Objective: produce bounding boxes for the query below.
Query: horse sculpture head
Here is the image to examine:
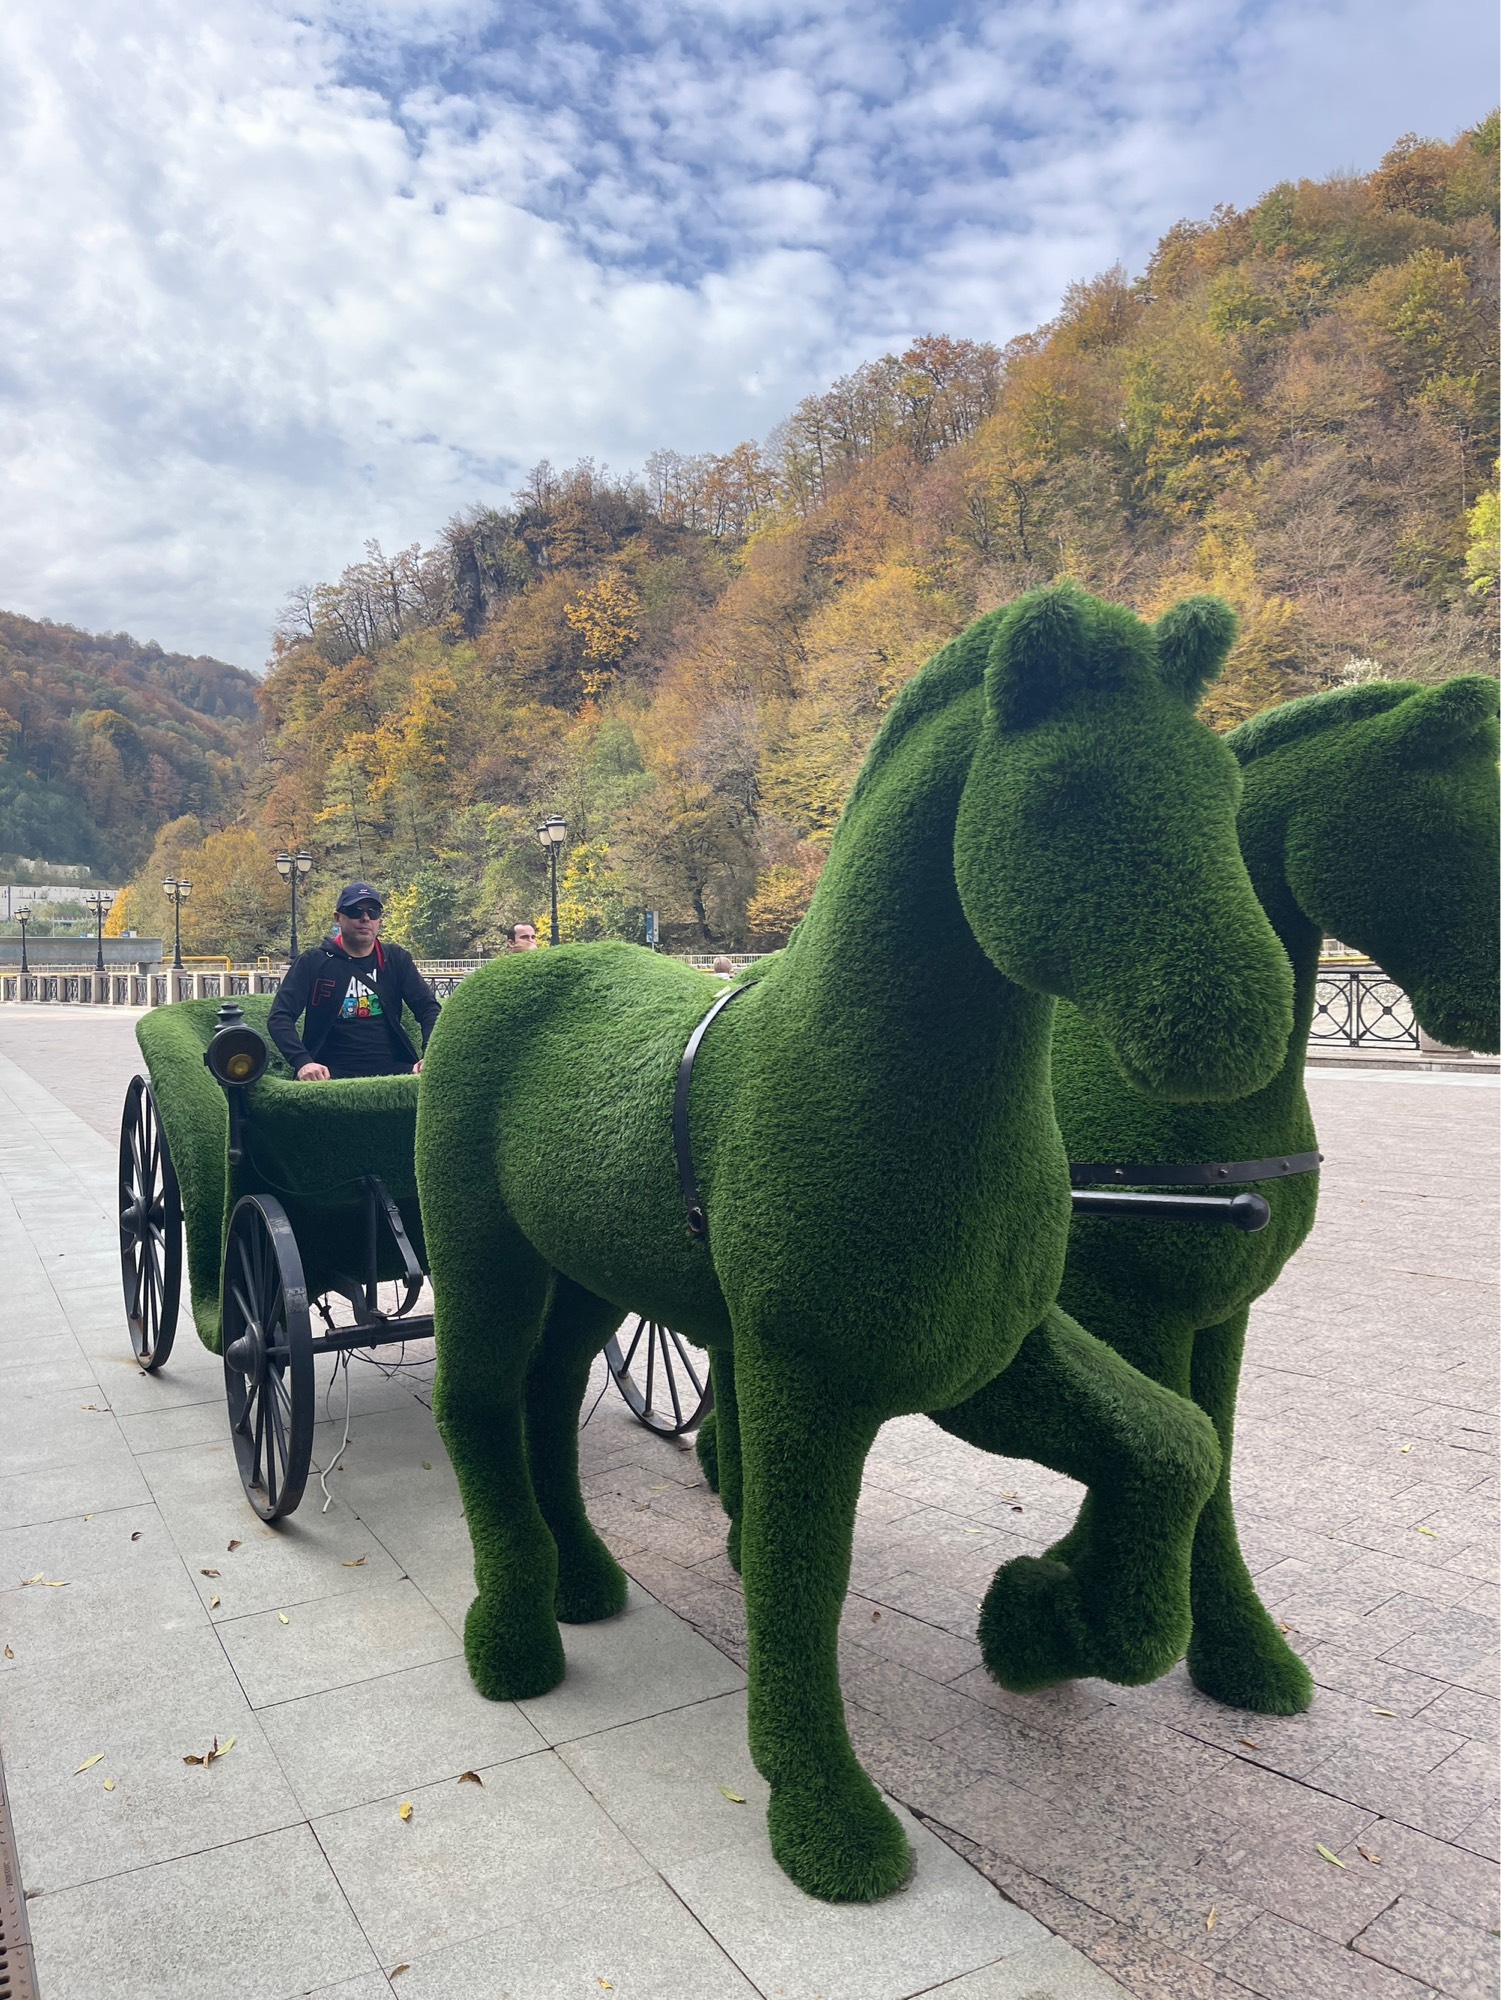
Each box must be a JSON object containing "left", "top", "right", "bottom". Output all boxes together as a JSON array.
[
  {"left": 1232, "top": 677, "right": 1501, "bottom": 1055},
  {"left": 954, "top": 583, "right": 1294, "bottom": 1101}
]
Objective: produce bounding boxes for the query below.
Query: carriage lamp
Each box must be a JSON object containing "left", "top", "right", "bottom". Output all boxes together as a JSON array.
[
  {"left": 15, "top": 906, "right": 29, "bottom": 976},
  {"left": 204, "top": 1001, "right": 269, "bottom": 1162},
  {"left": 162, "top": 877, "right": 192, "bottom": 971},
  {"left": 535, "top": 814, "right": 567, "bottom": 946},
  {"left": 274, "top": 848, "right": 314, "bottom": 959},
  {"left": 86, "top": 889, "right": 111, "bottom": 972}
]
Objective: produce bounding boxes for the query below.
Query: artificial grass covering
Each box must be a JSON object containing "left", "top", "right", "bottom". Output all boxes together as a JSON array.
[
  {"left": 1038, "top": 676, "right": 1500, "bottom": 1714},
  {"left": 417, "top": 581, "right": 1297, "bottom": 1902},
  {"left": 135, "top": 996, "right": 424, "bottom": 1349}
]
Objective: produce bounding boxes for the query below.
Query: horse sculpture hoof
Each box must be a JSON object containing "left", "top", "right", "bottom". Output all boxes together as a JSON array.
[
  {"left": 978, "top": 1556, "right": 1093, "bottom": 1690},
  {"left": 555, "top": 1541, "right": 629, "bottom": 1625},
  {"left": 1189, "top": 1616, "right": 1315, "bottom": 1715},
  {"left": 767, "top": 1771, "right": 913, "bottom": 1903},
  {"left": 464, "top": 1593, "right": 566, "bottom": 1701}
]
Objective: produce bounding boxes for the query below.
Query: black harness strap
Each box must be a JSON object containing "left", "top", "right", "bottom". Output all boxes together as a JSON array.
[
  {"left": 1069, "top": 1151, "right": 1322, "bottom": 1187},
  {"left": 674, "top": 982, "right": 750, "bottom": 1242}
]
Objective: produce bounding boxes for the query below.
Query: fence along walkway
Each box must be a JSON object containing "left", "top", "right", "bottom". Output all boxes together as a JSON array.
[{"left": 0, "top": 953, "right": 1450, "bottom": 1057}]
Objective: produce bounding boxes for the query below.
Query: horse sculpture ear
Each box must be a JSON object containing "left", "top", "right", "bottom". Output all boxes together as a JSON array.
[
  {"left": 986, "top": 582, "right": 1097, "bottom": 729},
  {"left": 1382, "top": 676, "right": 1501, "bottom": 768},
  {"left": 1152, "top": 596, "right": 1238, "bottom": 704}
]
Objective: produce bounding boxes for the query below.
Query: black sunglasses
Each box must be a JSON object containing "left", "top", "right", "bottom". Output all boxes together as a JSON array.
[{"left": 346, "top": 903, "right": 382, "bottom": 920}]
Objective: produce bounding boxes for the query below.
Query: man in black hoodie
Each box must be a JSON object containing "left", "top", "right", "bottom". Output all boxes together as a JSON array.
[{"left": 267, "top": 883, "right": 441, "bottom": 1081}]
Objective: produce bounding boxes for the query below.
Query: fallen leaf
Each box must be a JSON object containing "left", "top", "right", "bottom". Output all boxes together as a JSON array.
[
  {"left": 1206, "top": 1906, "right": 1217, "bottom": 1932},
  {"left": 718, "top": 1786, "right": 746, "bottom": 1803},
  {"left": 210, "top": 1595, "right": 221, "bottom": 1609},
  {"left": 598, "top": 1982, "right": 614, "bottom": 1991},
  {"left": 870, "top": 1610, "right": 881, "bottom": 1622},
  {"left": 391, "top": 1969, "right": 410, "bottom": 1981},
  {"left": 398, "top": 1801, "right": 413, "bottom": 1822},
  {"left": 102, "top": 1777, "right": 115, "bottom": 1792},
  {"left": 1357, "top": 1846, "right": 1382, "bottom": 1865},
  {"left": 4, "top": 1645, "right": 13, "bottom": 1659},
  {"left": 183, "top": 1735, "right": 237, "bottom": 1767},
  {"left": 201, "top": 1568, "right": 221, "bottom": 1577},
  {"left": 1371, "top": 1707, "right": 1397, "bottom": 1718},
  {"left": 26, "top": 1573, "right": 41, "bottom": 1584},
  {"left": 1008, "top": 1503, "right": 1024, "bottom": 1513},
  {"left": 1239, "top": 1738, "right": 1260, "bottom": 1750},
  {"left": 227, "top": 1540, "right": 242, "bottom": 1552},
  {"left": 75, "top": 1754, "right": 105, "bottom": 1774},
  {"left": 457, "top": 1771, "right": 484, "bottom": 1787},
  {"left": 1399, "top": 1443, "right": 1413, "bottom": 1453},
  {"left": 277, "top": 1612, "right": 289, "bottom": 1624},
  {"left": 83, "top": 1514, "right": 93, "bottom": 1522},
  {"left": 81, "top": 1403, "right": 100, "bottom": 1412},
  {"left": 130, "top": 1531, "right": 142, "bottom": 1541},
  {"left": 962, "top": 1527, "right": 982, "bottom": 1535},
  {"left": 1414, "top": 1527, "right": 1437, "bottom": 1537},
  {"left": 1278, "top": 1621, "right": 1291, "bottom": 1634},
  {"left": 1000, "top": 1490, "right": 1017, "bottom": 1498},
  {"left": 1316, "top": 1845, "right": 1346, "bottom": 1869},
  {"left": 421, "top": 1461, "right": 432, "bottom": 1470},
  {"left": 341, "top": 1556, "right": 367, "bottom": 1568}
]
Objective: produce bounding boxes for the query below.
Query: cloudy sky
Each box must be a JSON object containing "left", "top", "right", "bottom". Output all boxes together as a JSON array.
[{"left": 1, "top": 1, "right": 1493, "bottom": 668}]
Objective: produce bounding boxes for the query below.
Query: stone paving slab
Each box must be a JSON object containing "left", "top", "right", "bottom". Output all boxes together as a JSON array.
[{"left": 0, "top": 1014, "right": 1110, "bottom": 2000}]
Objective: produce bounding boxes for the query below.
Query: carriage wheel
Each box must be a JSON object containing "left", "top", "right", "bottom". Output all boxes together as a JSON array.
[
  {"left": 118, "top": 1075, "right": 183, "bottom": 1371},
  {"left": 221, "top": 1195, "right": 314, "bottom": 1522},
  {"left": 603, "top": 1318, "right": 714, "bottom": 1436}
]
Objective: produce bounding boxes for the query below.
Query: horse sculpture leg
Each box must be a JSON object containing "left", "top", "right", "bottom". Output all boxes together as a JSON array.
[
  {"left": 526, "top": 1278, "right": 631, "bottom": 1625},
  {"left": 427, "top": 1178, "right": 567, "bottom": 1702},
  {"left": 934, "top": 1306, "right": 1220, "bottom": 1691},
  {"left": 1188, "top": 1307, "right": 1314, "bottom": 1714},
  {"left": 697, "top": 1350, "right": 744, "bottom": 1569},
  {"left": 732, "top": 1328, "right": 908, "bottom": 1901}
]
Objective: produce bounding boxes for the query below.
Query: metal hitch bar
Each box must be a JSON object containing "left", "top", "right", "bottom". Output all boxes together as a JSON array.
[{"left": 1070, "top": 1188, "right": 1271, "bottom": 1232}]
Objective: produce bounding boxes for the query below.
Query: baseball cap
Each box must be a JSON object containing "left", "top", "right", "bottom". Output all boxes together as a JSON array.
[{"left": 336, "top": 882, "right": 384, "bottom": 914}]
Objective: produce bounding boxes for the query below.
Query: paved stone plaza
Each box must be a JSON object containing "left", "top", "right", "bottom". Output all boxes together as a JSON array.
[{"left": 0, "top": 1008, "right": 1496, "bottom": 2000}]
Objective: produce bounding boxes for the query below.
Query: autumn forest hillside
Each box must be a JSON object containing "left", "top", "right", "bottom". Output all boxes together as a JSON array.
[
  {"left": 0, "top": 613, "right": 259, "bottom": 880},
  {"left": 115, "top": 118, "right": 1498, "bottom": 958}
]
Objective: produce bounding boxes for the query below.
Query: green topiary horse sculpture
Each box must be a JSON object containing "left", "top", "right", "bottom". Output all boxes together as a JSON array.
[
  {"left": 415, "top": 583, "right": 1296, "bottom": 1902},
  {"left": 950, "top": 677, "right": 1499, "bottom": 1718}
]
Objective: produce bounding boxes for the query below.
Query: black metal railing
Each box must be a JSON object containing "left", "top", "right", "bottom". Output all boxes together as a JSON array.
[{"left": 1311, "top": 962, "right": 1418, "bottom": 1049}]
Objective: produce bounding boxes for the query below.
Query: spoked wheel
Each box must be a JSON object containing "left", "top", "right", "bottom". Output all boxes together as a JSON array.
[
  {"left": 221, "top": 1195, "right": 314, "bottom": 1522},
  {"left": 604, "top": 1317, "right": 714, "bottom": 1436},
  {"left": 118, "top": 1075, "right": 183, "bottom": 1371}
]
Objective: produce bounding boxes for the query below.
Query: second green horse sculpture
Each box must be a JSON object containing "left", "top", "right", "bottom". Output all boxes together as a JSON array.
[
  {"left": 416, "top": 583, "right": 1295, "bottom": 1902},
  {"left": 1007, "top": 674, "right": 1499, "bottom": 1717}
]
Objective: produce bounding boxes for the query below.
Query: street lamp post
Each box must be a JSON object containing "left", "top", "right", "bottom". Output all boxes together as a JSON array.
[
  {"left": 535, "top": 815, "right": 567, "bottom": 946},
  {"left": 274, "top": 848, "right": 314, "bottom": 959},
  {"left": 86, "top": 890, "right": 110, "bottom": 972},
  {"left": 162, "top": 878, "right": 192, "bottom": 971},
  {"left": 16, "top": 907, "right": 29, "bottom": 977}
]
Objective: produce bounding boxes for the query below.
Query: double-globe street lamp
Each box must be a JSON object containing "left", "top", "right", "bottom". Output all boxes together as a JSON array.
[
  {"left": 86, "top": 889, "right": 111, "bottom": 973},
  {"left": 535, "top": 815, "right": 567, "bottom": 947},
  {"left": 275, "top": 848, "right": 313, "bottom": 959},
  {"left": 162, "top": 877, "right": 192, "bottom": 971}
]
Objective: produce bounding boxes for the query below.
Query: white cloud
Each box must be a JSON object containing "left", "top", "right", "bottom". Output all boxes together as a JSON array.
[{"left": 0, "top": 0, "right": 1492, "bottom": 665}]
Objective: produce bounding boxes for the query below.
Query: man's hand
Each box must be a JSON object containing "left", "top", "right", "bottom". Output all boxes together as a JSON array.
[
  {"left": 297, "top": 1062, "right": 331, "bottom": 1081},
  {"left": 412, "top": 1059, "right": 424, "bottom": 1073}
]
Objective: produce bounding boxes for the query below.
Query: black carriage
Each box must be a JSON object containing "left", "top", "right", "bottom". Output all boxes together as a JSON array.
[{"left": 118, "top": 998, "right": 710, "bottom": 1523}]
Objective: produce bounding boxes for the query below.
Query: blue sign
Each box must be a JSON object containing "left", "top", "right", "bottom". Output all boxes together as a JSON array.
[{"left": 644, "top": 910, "right": 658, "bottom": 948}]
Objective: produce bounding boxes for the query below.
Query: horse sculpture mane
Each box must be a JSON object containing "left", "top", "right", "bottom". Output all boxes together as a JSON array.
[{"left": 1226, "top": 679, "right": 1423, "bottom": 763}]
